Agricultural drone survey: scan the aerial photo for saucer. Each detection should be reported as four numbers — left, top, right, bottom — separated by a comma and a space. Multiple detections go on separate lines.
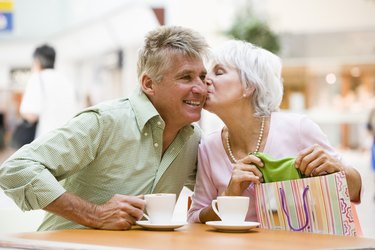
136, 221, 187, 231
206, 221, 260, 232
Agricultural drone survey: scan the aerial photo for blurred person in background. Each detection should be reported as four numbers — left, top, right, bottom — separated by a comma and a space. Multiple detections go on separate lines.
367, 107, 375, 200
188, 40, 362, 224
0, 91, 11, 150
20, 44, 78, 138
0, 26, 209, 231
0, 113, 4, 149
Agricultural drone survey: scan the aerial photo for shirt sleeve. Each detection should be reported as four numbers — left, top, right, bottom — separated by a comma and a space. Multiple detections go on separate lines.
298, 115, 341, 160
20, 74, 43, 115
0, 111, 104, 211
187, 141, 219, 223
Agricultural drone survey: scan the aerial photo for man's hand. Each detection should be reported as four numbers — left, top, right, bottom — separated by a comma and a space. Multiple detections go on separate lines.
44, 192, 146, 230
94, 194, 146, 230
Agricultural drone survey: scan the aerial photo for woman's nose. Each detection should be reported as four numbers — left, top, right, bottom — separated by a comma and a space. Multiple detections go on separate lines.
205, 78, 213, 86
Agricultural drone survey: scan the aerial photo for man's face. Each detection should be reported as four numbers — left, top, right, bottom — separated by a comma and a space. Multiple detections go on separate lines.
151, 54, 207, 129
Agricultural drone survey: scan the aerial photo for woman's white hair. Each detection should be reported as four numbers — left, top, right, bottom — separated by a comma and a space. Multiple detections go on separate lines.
212, 40, 283, 116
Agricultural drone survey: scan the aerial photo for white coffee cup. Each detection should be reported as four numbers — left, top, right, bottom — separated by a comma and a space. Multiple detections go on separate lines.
143, 193, 176, 224
211, 196, 249, 224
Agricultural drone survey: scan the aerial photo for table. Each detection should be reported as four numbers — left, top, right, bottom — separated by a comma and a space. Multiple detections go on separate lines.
1, 223, 375, 250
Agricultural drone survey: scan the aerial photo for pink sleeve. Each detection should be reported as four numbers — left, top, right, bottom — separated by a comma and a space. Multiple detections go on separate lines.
298, 116, 340, 159
187, 142, 219, 223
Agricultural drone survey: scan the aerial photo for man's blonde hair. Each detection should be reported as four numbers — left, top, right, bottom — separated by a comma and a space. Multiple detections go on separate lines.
137, 26, 209, 83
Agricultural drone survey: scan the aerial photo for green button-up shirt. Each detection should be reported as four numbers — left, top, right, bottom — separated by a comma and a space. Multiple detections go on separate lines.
0, 91, 200, 230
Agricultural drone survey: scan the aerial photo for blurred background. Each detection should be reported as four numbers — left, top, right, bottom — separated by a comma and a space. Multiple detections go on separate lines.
0, 0, 374, 237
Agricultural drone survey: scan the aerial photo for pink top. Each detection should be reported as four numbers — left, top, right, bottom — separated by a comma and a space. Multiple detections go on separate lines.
188, 112, 344, 223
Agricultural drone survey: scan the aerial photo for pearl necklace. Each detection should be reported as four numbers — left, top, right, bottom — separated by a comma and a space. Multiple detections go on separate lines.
226, 116, 265, 163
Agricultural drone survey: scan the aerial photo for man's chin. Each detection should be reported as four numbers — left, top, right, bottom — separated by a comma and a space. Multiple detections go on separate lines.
186, 113, 202, 123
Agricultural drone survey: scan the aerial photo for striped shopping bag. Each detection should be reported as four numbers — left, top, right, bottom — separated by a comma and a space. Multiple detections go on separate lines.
255, 171, 357, 236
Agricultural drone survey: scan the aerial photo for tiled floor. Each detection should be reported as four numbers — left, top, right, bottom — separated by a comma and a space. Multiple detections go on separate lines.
0, 147, 374, 238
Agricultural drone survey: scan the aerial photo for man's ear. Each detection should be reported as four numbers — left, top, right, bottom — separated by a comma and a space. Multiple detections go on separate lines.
140, 74, 155, 96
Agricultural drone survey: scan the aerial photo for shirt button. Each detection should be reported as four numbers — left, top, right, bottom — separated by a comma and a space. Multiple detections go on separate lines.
154, 143, 159, 148
157, 121, 161, 125
144, 132, 148, 136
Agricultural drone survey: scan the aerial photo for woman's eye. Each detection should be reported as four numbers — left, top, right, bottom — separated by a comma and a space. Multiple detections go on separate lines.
216, 69, 224, 75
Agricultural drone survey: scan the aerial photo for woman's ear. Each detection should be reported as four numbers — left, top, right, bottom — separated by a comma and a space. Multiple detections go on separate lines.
140, 74, 155, 96
243, 86, 255, 98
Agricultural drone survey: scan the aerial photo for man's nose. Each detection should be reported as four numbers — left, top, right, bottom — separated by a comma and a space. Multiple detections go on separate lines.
192, 79, 208, 95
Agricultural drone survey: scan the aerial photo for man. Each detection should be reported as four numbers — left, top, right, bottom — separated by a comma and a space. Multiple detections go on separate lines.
0, 26, 209, 230
20, 44, 78, 139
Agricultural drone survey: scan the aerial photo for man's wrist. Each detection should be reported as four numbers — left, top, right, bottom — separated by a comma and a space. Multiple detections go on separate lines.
89, 204, 102, 229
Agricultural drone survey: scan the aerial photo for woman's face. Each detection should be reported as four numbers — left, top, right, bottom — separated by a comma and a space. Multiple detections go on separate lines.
204, 63, 244, 113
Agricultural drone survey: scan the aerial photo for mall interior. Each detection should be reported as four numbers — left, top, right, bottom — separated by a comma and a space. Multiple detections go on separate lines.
0, 0, 375, 238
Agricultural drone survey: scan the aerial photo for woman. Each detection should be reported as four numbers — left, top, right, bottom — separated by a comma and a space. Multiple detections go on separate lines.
187, 40, 362, 224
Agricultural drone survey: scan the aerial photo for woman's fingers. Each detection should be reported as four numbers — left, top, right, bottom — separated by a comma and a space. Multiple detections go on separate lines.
240, 154, 264, 167
296, 144, 343, 176
233, 162, 263, 179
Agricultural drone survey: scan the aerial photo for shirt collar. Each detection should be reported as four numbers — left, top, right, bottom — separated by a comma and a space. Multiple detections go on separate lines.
128, 88, 195, 135
129, 89, 159, 131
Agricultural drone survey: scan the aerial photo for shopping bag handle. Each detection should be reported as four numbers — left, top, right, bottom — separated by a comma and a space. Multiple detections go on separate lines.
280, 185, 310, 231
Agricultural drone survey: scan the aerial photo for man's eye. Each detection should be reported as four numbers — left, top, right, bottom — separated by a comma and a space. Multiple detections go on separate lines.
181, 75, 192, 80
199, 74, 206, 81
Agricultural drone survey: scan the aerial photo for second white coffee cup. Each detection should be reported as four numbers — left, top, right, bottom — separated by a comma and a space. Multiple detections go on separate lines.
211, 196, 249, 224
144, 193, 176, 224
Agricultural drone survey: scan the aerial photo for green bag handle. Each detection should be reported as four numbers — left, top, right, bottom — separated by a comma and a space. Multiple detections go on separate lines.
255, 152, 302, 183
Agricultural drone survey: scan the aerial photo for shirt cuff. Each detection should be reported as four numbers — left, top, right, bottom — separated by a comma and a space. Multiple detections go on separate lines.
5, 169, 66, 211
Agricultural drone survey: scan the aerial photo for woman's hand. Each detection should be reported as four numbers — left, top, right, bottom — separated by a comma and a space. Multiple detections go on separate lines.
295, 144, 343, 177
223, 154, 263, 196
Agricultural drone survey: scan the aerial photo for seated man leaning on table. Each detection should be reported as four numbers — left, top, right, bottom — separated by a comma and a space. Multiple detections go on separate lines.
187, 39, 362, 224
0, 26, 209, 231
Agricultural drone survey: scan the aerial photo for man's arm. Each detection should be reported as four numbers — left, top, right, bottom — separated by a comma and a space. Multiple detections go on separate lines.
21, 113, 39, 123
44, 192, 146, 230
